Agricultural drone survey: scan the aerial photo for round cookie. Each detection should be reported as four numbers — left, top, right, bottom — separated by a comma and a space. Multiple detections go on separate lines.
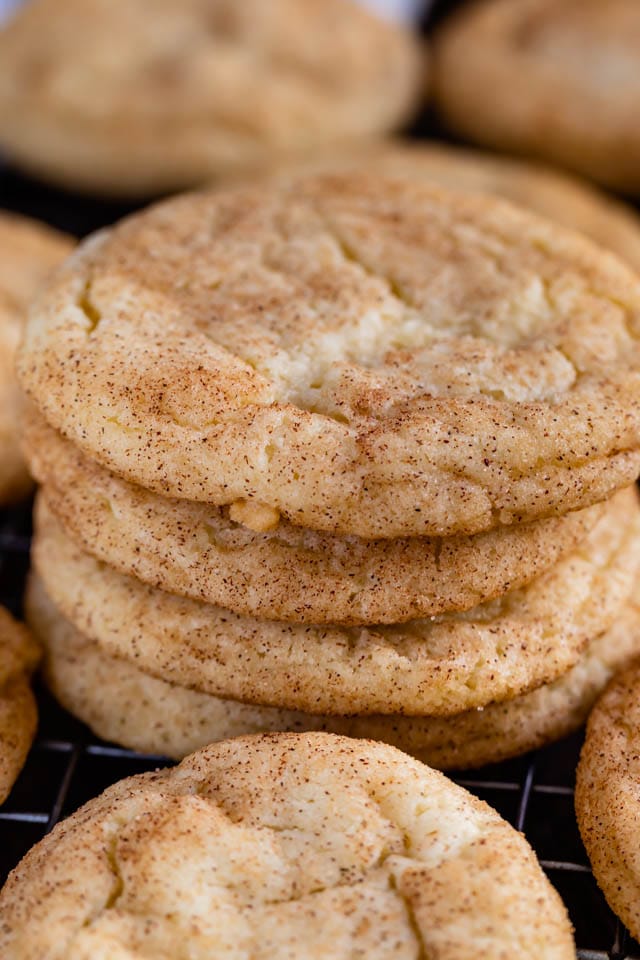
18, 175, 640, 537
0, 213, 72, 504
0, 606, 40, 805
29, 574, 640, 770
270, 140, 640, 272
576, 657, 640, 942
0, 0, 422, 197
27, 412, 604, 625
0, 732, 575, 958
433, 0, 640, 193
31, 489, 640, 717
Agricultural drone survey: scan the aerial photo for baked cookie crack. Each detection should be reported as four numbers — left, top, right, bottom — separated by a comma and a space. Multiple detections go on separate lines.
389, 873, 429, 960
77, 277, 101, 336
32, 489, 640, 716
103, 830, 125, 912
320, 216, 418, 315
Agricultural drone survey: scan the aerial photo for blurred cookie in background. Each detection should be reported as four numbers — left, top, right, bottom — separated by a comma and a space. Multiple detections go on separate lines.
0, 0, 424, 197
0, 212, 72, 505
433, 0, 640, 194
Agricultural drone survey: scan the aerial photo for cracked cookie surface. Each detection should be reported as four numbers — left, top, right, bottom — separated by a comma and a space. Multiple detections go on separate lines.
31, 489, 640, 716
29, 573, 640, 771
434, 0, 640, 193
0, 213, 72, 505
577, 656, 640, 942
0, 0, 421, 196
269, 140, 640, 272
0, 732, 575, 958
27, 411, 604, 624
18, 175, 640, 536
0, 606, 40, 805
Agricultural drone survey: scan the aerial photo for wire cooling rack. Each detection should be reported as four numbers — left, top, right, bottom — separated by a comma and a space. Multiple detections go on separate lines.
1, 1, 640, 955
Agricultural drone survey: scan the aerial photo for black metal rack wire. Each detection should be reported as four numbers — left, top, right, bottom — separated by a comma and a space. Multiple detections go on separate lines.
1, 1, 640, 955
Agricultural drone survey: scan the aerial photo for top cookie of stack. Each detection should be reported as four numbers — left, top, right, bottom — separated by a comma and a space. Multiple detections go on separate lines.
19, 173, 640, 540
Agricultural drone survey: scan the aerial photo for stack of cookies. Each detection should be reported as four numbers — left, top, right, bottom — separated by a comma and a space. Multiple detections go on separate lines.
17, 172, 640, 769
268, 140, 640, 275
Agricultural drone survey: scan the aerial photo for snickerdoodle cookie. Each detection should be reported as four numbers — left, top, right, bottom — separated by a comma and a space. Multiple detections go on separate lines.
31, 489, 640, 717
18, 176, 640, 537
576, 656, 640, 942
433, 0, 640, 192
26, 411, 604, 624
0, 606, 40, 804
0, 0, 422, 196
0, 213, 71, 504
0, 732, 575, 957
29, 573, 640, 771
